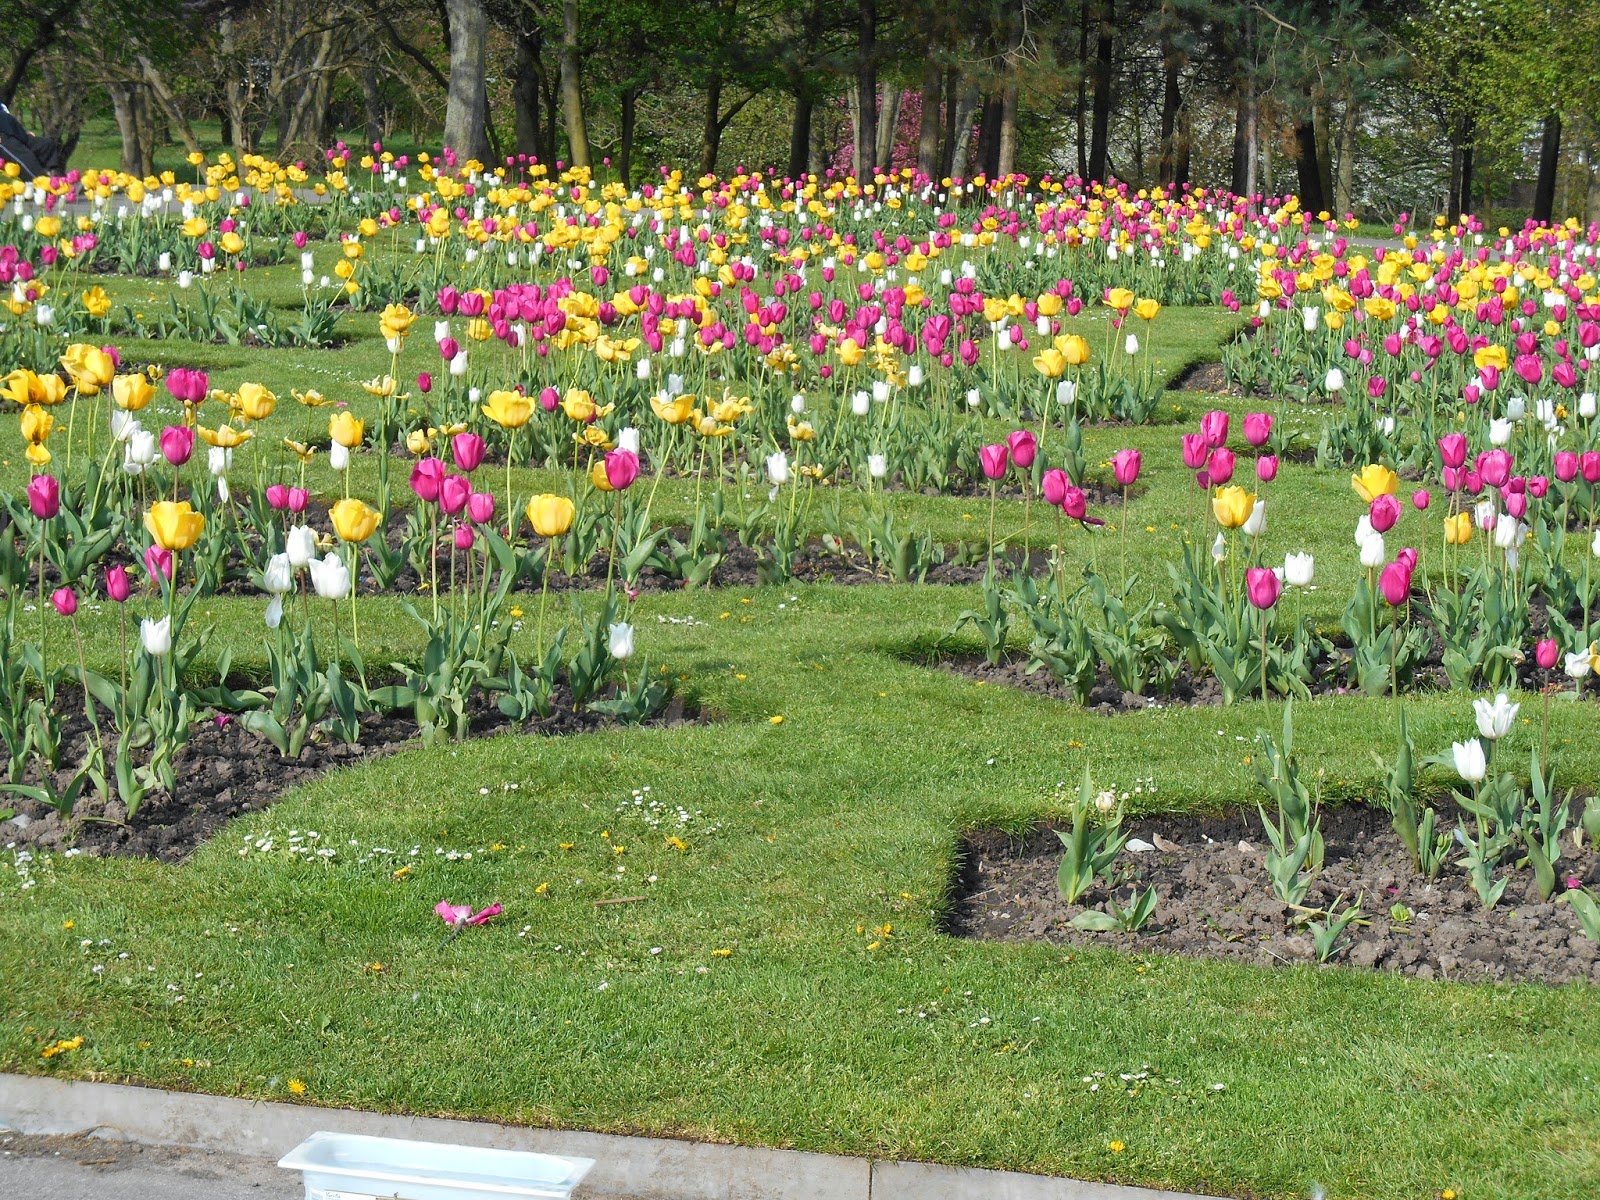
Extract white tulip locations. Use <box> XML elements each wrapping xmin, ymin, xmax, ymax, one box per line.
<box><xmin>1474</xmin><ymin>500</ymin><xmax>1497</xmax><ymax>530</ymax></box>
<box><xmin>1124</xmin><ymin>333</ymin><xmax>1139</xmax><ymax>355</ymax></box>
<box><xmin>158</xmin><ymin>251</ymin><xmax>172</xmax><ymax>272</ymax></box>
<box><xmin>1301</xmin><ymin>306</ymin><xmax>1320</xmax><ymax>332</ymax></box>
<box><xmin>766</xmin><ymin>451</ymin><xmax>789</xmax><ymax>486</ymax></box>
<box><xmin>608</xmin><ymin>622</ymin><xmax>635</xmax><ymax>661</ymax></box>
<box><xmin>1359</xmin><ymin>534</ymin><xmax>1386</xmax><ymax>568</ymax></box>
<box><xmin>208</xmin><ymin>446</ymin><xmax>231</xmax><ymax>476</ymax></box>
<box><xmin>309</xmin><ymin>553</ymin><xmax>351</xmax><ymax>600</ymax></box>
<box><xmin>1592</xmin><ymin>527</ymin><xmax>1600</xmax><ymax>558</ymax></box>
<box><xmin>217</xmin><ymin>476</ymin><xmax>230</xmax><ymax>504</ymax></box>
<box><xmin>966</xmin><ymin>388</ymin><xmax>982</xmax><ymax>408</ymax></box>
<box><xmin>1565</xmin><ymin>650</ymin><xmax>1592</xmax><ymax>679</ymax></box>
<box><xmin>868</xmin><ymin>454</ymin><xmax>887</xmax><ymax>479</ymax></box>
<box><xmin>635</xmin><ymin>358</ymin><xmax>651</xmax><ymax>380</ymax></box>
<box><xmin>1242</xmin><ymin>500</ymin><xmax>1266</xmax><ymax>537</ymax></box>
<box><xmin>329</xmin><ymin>442</ymin><xmax>350</xmax><ymax>471</ymax></box>
<box><xmin>1325</xmin><ymin>367</ymin><xmax>1344</xmax><ymax>392</ymax></box>
<box><xmin>262</xmin><ymin>552</ymin><xmax>294</xmax><ymax>595</ymax></box>
<box><xmin>1056</xmin><ymin>379</ymin><xmax>1077</xmax><ymax>406</ymax></box>
<box><xmin>265</xmin><ymin>595</ymin><xmax>284</xmax><ymax>630</ymax></box>
<box><xmin>34</xmin><ymin>303</ymin><xmax>53</xmax><ymax>325</ymax></box>
<box><xmin>1284</xmin><ymin>552</ymin><xmax>1314</xmax><ymax>587</ymax></box>
<box><xmin>286</xmin><ymin>526</ymin><xmax>317</xmax><ymax>568</ymax></box>
<box><xmin>908</xmin><ymin>364</ymin><xmax>924</xmax><ymax>388</ymax></box>
<box><xmin>1211</xmin><ymin>532</ymin><xmax>1227</xmax><ymax>564</ymax></box>
<box><xmin>871</xmin><ymin>379</ymin><xmax>892</xmax><ymax>403</ymax></box>
<box><xmin>618</xmin><ymin>427</ymin><xmax>640</xmax><ymax>455</ymax></box>
<box><xmin>851</xmin><ymin>391</ymin><xmax>870</xmax><ymax>416</ymax></box>
<box><xmin>1472</xmin><ymin>693</ymin><xmax>1519</xmax><ymax>741</ymax></box>
<box><xmin>1355</xmin><ymin>515</ymin><xmax>1375</xmax><ymax>546</ymax></box>
<box><xmin>1489</xmin><ymin>418</ymin><xmax>1513</xmax><ymax>446</ymax></box>
<box><xmin>140</xmin><ymin>616</ymin><xmax>172</xmax><ymax>656</ymax></box>
<box><xmin>110</xmin><ymin>410</ymin><xmax>139</xmax><ymax>443</ymax></box>
<box><xmin>1451</xmin><ymin>738</ymin><xmax>1487</xmax><ymax>783</ymax></box>
<box><xmin>1493</xmin><ymin>517</ymin><xmax>1522</xmax><ymax>549</ymax></box>
<box><xmin>1580</xmin><ymin>392</ymin><xmax>1597</xmax><ymax>418</ymax></box>
<box><xmin>177</xmin><ymin>272</ymin><xmax>192</xmax><ymax>290</ymax></box>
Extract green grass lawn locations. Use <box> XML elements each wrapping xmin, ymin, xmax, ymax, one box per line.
<box><xmin>2</xmin><ymin>296</ymin><xmax>1598</xmax><ymax>1200</ymax></box>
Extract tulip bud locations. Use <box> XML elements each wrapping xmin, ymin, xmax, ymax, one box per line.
<box><xmin>51</xmin><ymin>587</ymin><xmax>77</xmax><ymax>617</ymax></box>
<box><xmin>454</xmin><ymin>524</ymin><xmax>475</xmax><ymax>550</ymax></box>
<box><xmin>105</xmin><ymin>564</ymin><xmax>132</xmax><ymax>603</ymax></box>
<box><xmin>1256</xmin><ymin>454</ymin><xmax>1278</xmax><ymax>483</ymax></box>
<box><xmin>288</xmin><ymin>487</ymin><xmax>309</xmax><ymax>514</ymax></box>
<box><xmin>1536</xmin><ymin>638</ymin><xmax>1560</xmax><ymax>669</ymax></box>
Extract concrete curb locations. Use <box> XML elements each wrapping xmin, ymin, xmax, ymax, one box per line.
<box><xmin>0</xmin><ymin>1074</ymin><xmax>1219</xmax><ymax>1200</ymax></box>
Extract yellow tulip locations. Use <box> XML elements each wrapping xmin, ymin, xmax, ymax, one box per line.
<box><xmin>590</xmin><ymin>459</ymin><xmax>615</xmax><ymax>491</ymax></box>
<box><xmin>24</xmin><ymin>443</ymin><xmax>51</xmax><ymax>466</ymax></box>
<box><xmin>561</xmin><ymin>389</ymin><xmax>599</xmax><ymax>422</ymax></box>
<box><xmin>1473</xmin><ymin>345</ymin><xmax>1508</xmax><ymax>371</ymax></box>
<box><xmin>1133</xmin><ymin>298</ymin><xmax>1162</xmax><ymax>321</ymax></box>
<box><xmin>405</xmin><ymin>429</ymin><xmax>432</xmax><ymax>454</ymax></box>
<box><xmin>20</xmin><ymin>404</ymin><xmax>53</xmax><ymax>444</ymax></box>
<box><xmin>1036</xmin><ymin>292</ymin><xmax>1063</xmax><ymax>317</ymax></box>
<box><xmin>1351</xmin><ymin>463</ymin><xmax>1399</xmax><ymax>504</ymax></box>
<box><xmin>361</xmin><ymin>376</ymin><xmax>398</xmax><ymax>397</ymax></box>
<box><xmin>1212</xmin><ymin>485</ymin><xmax>1256</xmax><ymax>530</ymax></box>
<box><xmin>198</xmin><ymin>424</ymin><xmax>253</xmax><ymax>448</ymax></box>
<box><xmin>329</xmin><ymin>498</ymin><xmax>381</xmax><ymax>543</ymax></box>
<box><xmin>181</xmin><ymin>217</ymin><xmax>209</xmax><ymax>238</ymax></box>
<box><xmin>33</xmin><ymin>373</ymin><xmax>67</xmax><ymax>406</ymax></box>
<box><xmin>1055</xmin><ymin>334</ymin><xmax>1091</xmax><ymax>365</ymax></box>
<box><xmin>328</xmin><ymin>411</ymin><xmax>365</xmax><ymax>447</ymax></box>
<box><xmin>650</xmin><ymin>393</ymin><xmax>694</xmax><ymax>424</ymax></box>
<box><xmin>526</xmin><ymin>493</ymin><xmax>575</xmax><ymax>538</ymax></box>
<box><xmin>1105</xmin><ymin>287</ymin><xmax>1135</xmax><ymax>312</ymax></box>
<box><xmin>1444</xmin><ymin>512</ymin><xmax>1472</xmax><ymax>545</ymax></box>
<box><xmin>836</xmin><ymin>337</ymin><xmax>864</xmax><ymax>367</ymax></box>
<box><xmin>144</xmin><ymin>500</ymin><xmax>205</xmax><ymax>551</ymax></box>
<box><xmin>2</xmin><ymin>369</ymin><xmax>38</xmax><ymax>405</ymax></box>
<box><xmin>219</xmin><ymin>231</ymin><xmax>245</xmax><ymax>255</ymax></box>
<box><xmin>378</xmin><ymin>303</ymin><xmax>416</xmax><ymax>341</ymax></box>
<box><xmin>292</xmin><ymin>388</ymin><xmax>334</xmax><ymax>407</ymax></box>
<box><xmin>35</xmin><ymin>216</ymin><xmax>61</xmax><ymax>239</ymax></box>
<box><xmin>81</xmin><ymin>287</ymin><xmax>111</xmax><ymax>319</ymax></box>
<box><xmin>111</xmin><ymin>373</ymin><xmax>155</xmax><ymax>411</ymax></box>
<box><xmin>1363</xmin><ymin>297</ymin><xmax>1397</xmax><ymax>322</ymax></box>
<box><xmin>234</xmin><ymin>382</ymin><xmax>276</xmax><ymax>421</ymax></box>
<box><xmin>1032</xmin><ymin>348</ymin><xmax>1067</xmax><ymax>378</ymax></box>
<box><xmin>481</xmin><ymin>390</ymin><xmax>532</xmax><ymax>429</ymax></box>
<box><xmin>60</xmin><ymin>344</ymin><xmax>115</xmax><ymax>395</ymax></box>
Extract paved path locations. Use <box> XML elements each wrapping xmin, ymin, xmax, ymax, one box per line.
<box><xmin>0</xmin><ymin>1132</ymin><xmax>294</xmax><ymax>1199</ymax></box>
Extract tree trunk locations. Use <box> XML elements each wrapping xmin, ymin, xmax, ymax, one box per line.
<box><xmin>789</xmin><ymin>87</ymin><xmax>814</xmax><ymax>179</ymax></box>
<box><xmin>940</xmin><ymin>66</ymin><xmax>959</xmax><ymax>177</ymax></box>
<box><xmin>1334</xmin><ymin>96</ymin><xmax>1358</xmax><ymax>213</ymax></box>
<box><xmin>1174</xmin><ymin>101</ymin><xmax>1191</xmax><ymax>185</ymax></box>
<box><xmin>1231</xmin><ymin>91</ymin><xmax>1250</xmax><ymax>195</ymax></box>
<box><xmin>219</xmin><ymin>18</ymin><xmax>254</xmax><ymax>157</ymax></box>
<box><xmin>855</xmin><ymin>0</ymin><xmax>877</xmax><ymax>175</ymax></box>
<box><xmin>874</xmin><ymin>85</ymin><xmax>901</xmax><ymax>170</ymax></box>
<box><xmin>442</xmin><ymin>0</ymin><xmax>488</xmax><ymax>163</ymax></box>
<box><xmin>1087</xmin><ymin>0</ymin><xmax>1113</xmax><ymax>182</ymax></box>
<box><xmin>513</xmin><ymin>26</ymin><xmax>544</xmax><ymax>159</ymax></box>
<box><xmin>917</xmin><ymin>55</ymin><xmax>941</xmax><ymax>179</ymax></box>
<box><xmin>948</xmin><ymin>86</ymin><xmax>978</xmax><ymax>180</ymax></box>
<box><xmin>1157</xmin><ymin>42</ymin><xmax>1179</xmax><ymax>185</ymax></box>
<box><xmin>619</xmin><ymin>87</ymin><xmax>638</xmax><ymax>185</ymax></box>
<box><xmin>1294</xmin><ymin>112</ymin><xmax>1326</xmax><ymax>215</ymax></box>
<box><xmin>996</xmin><ymin>78</ymin><xmax>1018</xmax><ymax>178</ymax></box>
<box><xmin>700</xmin><ymin>76</ymin><xmax>722</xmax><ymax>176</ymax></box>
<box><xmin>1075</xmin><ymin>1</ymin><xmax>1088</xmax><ymax>179</ymax></box>
<box><xmin>361</xmin><ymin>64</ymin><xmax>385</xmax><ymax>146</ymax></box>
<box><xmin>1532</xmin><ymin>113</ymin><xmax>1562</xmax><ymax>223</ymax></box>
<box><xmin>139</xmin><ymin>57</ymin><xmax>201</xmax><ymax>156</ymax></box>
<box><xmin>107</xmin><ymin>83</ymin><xmax>146</xmax><ymax>177</ymax></box>
<box><xmin>559</xmin><ymin>0</ymin><xmax>589</xmax><ymax>168</ymax></box>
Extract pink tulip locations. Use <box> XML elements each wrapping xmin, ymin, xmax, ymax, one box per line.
<box><xmin>1379</xmin><ymin>561</ymin><xmax>1411</xmax><ymax>606</ymax></box>
<box><xmin>1438</xmin><ymin>434</ymin><xmax>1468</xmax><ymax>469</ymax></box>
<box><xmin>604</xmin><ymin>449</ymin><xmax>641</xmax><ymax>491</ymax></box>
<box><xmin>1006</xmin><ymin>430</ymin><xmax>1037</xmax><ymax>469</ymax></box>
<box><xmin>144</xmin><ymin>544</ymin><xmax>174</xmax><ymax>582</ymax></box>
<box><xmin>1041</xmin><ymin>468</ymin><xmax>1069</xmax><ymax>506</ymax></box>
<box><xmin>105</xmin><ymin>564</ymin><xmax>131</xmax><ymax>603</ymax></box>
<box><xmin>454</xmin><ymin>524</ymin><xmax>475</xmax><ymax>550</ymax></box>
<box><xmin>288</xmin><ymin>487</ymin><xmax>309</xmax><ymax>514</ymax></box>
<box><xmin>979</xmin><ymin>444</ymin><xmax>1009</xmax><ymax>480</ymax></box>
<box><xmin>1061</xmin><ymin>487</ymin><xmax>1087</xmax><ymax>520</ymax></box>
<box><xmin>1397</xmin><ymin>547</ymin><xmax>1418</xmax><ymax>573</ymax></box>
<box><xmin>1536</xmin><ymin>638</ymin><xmax>1560</xmax><ymax>669</ymax></box>
<box><xmin>1201</xmin><ymin>409</ymin><xmax>1230</xmax><ymax>448</ymax></box>
<box><xmin>1181</xmin><ymin>433</ymin><xmax>1209</xmax><ymax>469</ymax></box>
<box><xmin>50</xmin><ymin>587</ymin><xmax>77</xmax><ymax>616</ymax></box>
<box><xmin>160</xmin><ymin>425</ymin><xmax>195</xmax><ymax>466</ymax></box>
<box><xmin>409</xmin><ymin>456</ymin><xmax>446</xmax><ymax>503</ymax></box>
<box><xmin>452</xmin><ymin>432</ymin><xmax>486</xmax><ymax>473</ymax></box>
<box><xmin>1555</xmin><ymin>451</ymin><xmax>1579</xmax><ymax>482</ymax></box>
<box><xmin>1111</xmin><ymin>449</ymin><xmax>1141</xmax><ymax>486</ymax></box>
<box><xmin>26</xmin><ymin>474</ymin><xmax>59</xmax><ymax>519</ymax></box>
<box><xmin>265</xmin><ymin>484</ymin><xmax>290</xmax><ymax>510</ymax></box>
<box><xmin>1411</xmin><ymin>489</ymin><xmax>1430</xmax><ymax>511</ymax></box>
<box><xmin>1529</xmin><ymin>475</ymin><xmax>1549</xmax><ymax>498</ymax></box>
<box><xmin>1208</xmin><ymin>447</ymin><xmax>1236</xmax><ymax>485</ymax></box>
<box><xmin>466</xmin><ymin>492</ymin><xmax>495</xmax><ymax>524</ymax></box>
<box><xmin>1243</xmin><ymin>412</ymin><xmax>1272</xmax><ymax>447</ymax></box>
<box><xmin>1369</xmin><ymin>494</ymin><xmax>1400</xmax><ymax>533</ymax></box>
<box><xmin>1478</xmin><ymin>449</ymin><xmax>1512</xmax><ymax>488</ymax></box>
<box><xmin>1504</xmin><ymin>490</ymin><xmax>1528</xmax><ymax>519</ymax></box>
<box><xmin>1245</xmin><ymin>567</ymin><xmax>1281</xmax><ymax>610</ymax></box>
<box><xmin>435</xmin><ymin>901</ymin><xmax>501</xmax><ymax>926</ymax></box>
<box><xmin>417</xmin><ymin>372</ymin><xmax>432</xmax><ymax>394</ymax></box>
<box><xmin>440</xmin><ymin>474</ymin><xmax>471</xmax><ymax>515</ymax></box>
<box><xmin>1256</xmin><ymin>455</ymin><xmax>1279</xmax><ymax>483</ymax></box>
<box><xmin>539</xmin><ymin>386</ymin><xmax>560</xmax><ymax>412</ymax></box>
<box><xmin>1582</xmin><ymin>451</ymin><xmax>1600</xmax><ymax>483</ymax></box>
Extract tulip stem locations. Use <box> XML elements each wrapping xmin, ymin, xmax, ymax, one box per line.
<box><xmin>1119</xmin><ymin>484</ymin><xmax>1128</xmax><ymax>594</ymax></box>
<box><xmin>505</xmin><ymin>430</ymin><xmax>517</xmax><ymax>540</ymax></box>
<box><xmin>1260</xmin><ymin>605</ymin><xmax>1269</xmax><ymax>708</ymax></box>
<box><xmin>987</xmin><ymin>480</ymin><xmax>997</xmax><ymax>569</ymax></box>
<box><xmin>347</xmin><ymin>544</ymin><xmax>360</xmax><ymax>648</ymax></box>
<box><xmin>536</xmin><ymin>540</ymin><xmax>554</xmax><ymax>660</ymax></box>
<box><xmin>429</xmin><ymin>504</ymin><xmax>439</xmax><ymax>623</ymax></box>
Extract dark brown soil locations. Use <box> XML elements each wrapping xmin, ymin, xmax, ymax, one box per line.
<box><xmin>950</xmin><ymin>806</ymin><xmax>1600</xmax><ymax>985</ymax></box>
<box><xmin>0</xmin><ymin>684</ymin><xmax>702</xmax><ymax>863</ymax></box>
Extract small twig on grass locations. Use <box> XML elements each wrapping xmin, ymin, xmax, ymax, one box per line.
<box><xmin>593</xmin><ymin>896</ymin><xmax>648</xmax><ymax>907</ymax></box>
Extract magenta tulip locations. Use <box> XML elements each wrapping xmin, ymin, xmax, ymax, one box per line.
<box><xmin>1411</xmin><ymin>488</ymin><xmax>1430</xmax><ymax>511</ymax></box>
<box><xmin>979</xmin><ymin>444</ymin><xmax>1009</xmax><ymax>480</ymax></box>
<box><xmin>417</xmin><ymin>371</ymin><xmax>432</xmax><ymax>394</ymax></box>
<box><xmin>1201</xmin><ymin>409</ymin><xmax>1230</xmax><ymax>448</ymax></box>
<box><xmin>604</xmin><ymin>449</ymin><xmax>641</xmax><ymax>491</ymax></box>
<box><xmin>1041</xmin><ymin>468</ymin><xmax>1069</xmax><ymax>507</ymax></box>
<box><xmin>1581</xmin><ymin>451</ymin><xmax>1600</xmax><ymax>483</ymax></box>
<box><xmin>265</xmin><ymin>483</ymin><xmax>290</xmax><ymax>510</ymax></box>
<box><xmin>454</xmin><ymin>524</ymin><xmax>475</xmax><ymax>550</ymax></box>
<box><xmin>409</xmin><ymin>456</ymin><xmax>446</xmax><ymax>503</ymax></box>
<box><xmin>105</xmin><ymin>564</ymin><xmax>131</xmax><ymax>603</ymax></box>
<box><xmin>144</xmin><ymin>544</ymin><xmax>174</xmax><ymax>582</ymax></box>
<box><xmin>160</xmin><ymin>425</ymin><xmax>195</xmax><ymax>466</ymax></box>
<box><xmin>1256</xmin><ymin>454</ymin><xmax>1279</xmax><ymax>483</ymax></box>
<box><xmin>1379</xmin><ymin>561</ymin><xmax>1411</xmax><ymax>606</ymax></box>
<box><xmin>26</xmin><ymin>474</ymin><xmax>59</xmax><ymax>519</ymax></box>
<box><xmin>1537</xmin><ymin>638</ymin><xmax>1560</xmax><ymax>669</ymax></box>
<box><xmin>1208</xmin><ymin>447</ymin><xmax>1236</xmax><ymax>485</ymax></box>
<box><xmin>440</xmin><ymin>474</ymin><xmax>470</xmax><ymax>515</ymax></box>
<box><xmin>1369</xmin><ymin>494</ymin><xmax>1400</xmax><ymax>533</ymax></box>
<box><xmin>1006</xmin><ymin>429</ymin><xmax>1037</xmax><ymax>469</ymax></box>
<box><xmin>1478</xmin><ymin>449</ymin><xmax>1512</xmax><ymax>488</ymax></box>
<box><xmin>1243</xmin><ymin>412</ymin><xmax>1272</xmax><ymax>447</ymax></box>
<box><xmin>288</xmin><ymin>487</ymin><xmax>309</xmax><ymax>514</ymax></box>
<box><xmin>451</xmin><ymin>431</ymin><xmax>486</xmax><ymax>473</ymax></box>
<box><xmin>1111</xmin><ymin>449</ymin><xmax>1141</xmax><ymax>486</ymax></box>
<box><xmin>1438</xmin><ymin>433</ymin><xmax>1468</xmax><ymax>469</ymax></box>
<box><xmin>50</xmin><ymin>587</ymin><xmax>77</xmax><ymax>617</ymax></box>
<box><xmin>1181</xmin><ymin>432</ymin><xmax>1209</xmax><ymax>470</ymax></box>
<box><xmin>1061</xmin><ymin>487</ymin><xmax>1087</xmax><ymax>520</ymax></box>
<box><xmin>466</xmin><ymin>491</ymin><xmax>495</xmax><ymax>524</ymax></box>
<box><xmin>1245</xmin><ymin>567</ymin><xmax>1281</xmax><ymax>610</ymax></box>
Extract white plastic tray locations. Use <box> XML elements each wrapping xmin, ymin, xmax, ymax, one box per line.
<box><xmin>277</xmin><ymin>1131</ymin><xmax>594</xmax><ymax>1200</ymax></box>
